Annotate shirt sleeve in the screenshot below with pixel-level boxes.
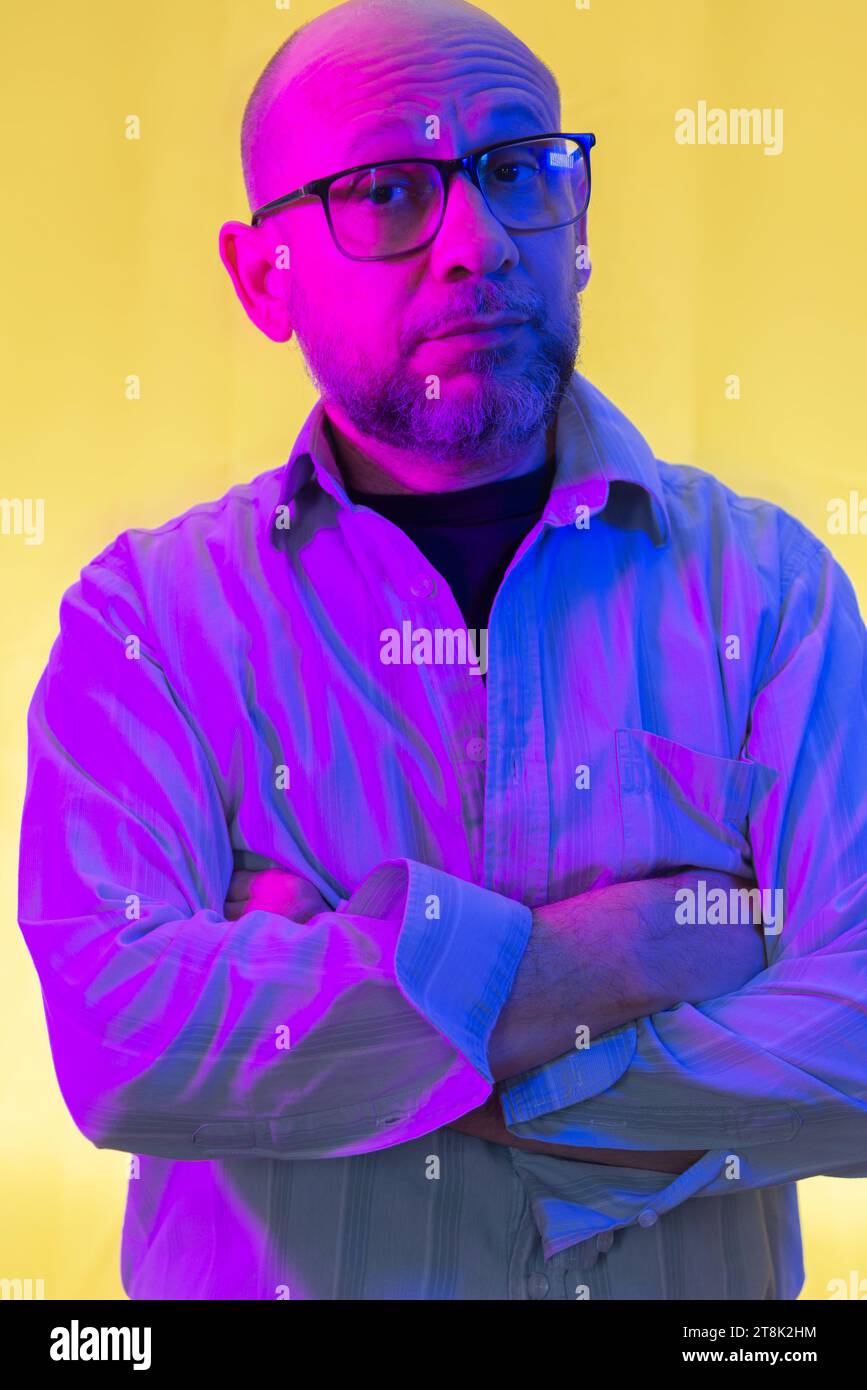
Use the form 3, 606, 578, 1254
499, 534, 867, 1202
17, 553, 532, 1162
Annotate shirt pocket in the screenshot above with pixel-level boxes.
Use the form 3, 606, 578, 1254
615, 728, 761, 880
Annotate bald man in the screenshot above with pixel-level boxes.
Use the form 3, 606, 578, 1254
19, 0, 867, 1302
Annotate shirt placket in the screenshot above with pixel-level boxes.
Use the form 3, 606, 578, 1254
349, 506, 492, 883
482, 522, 551, 907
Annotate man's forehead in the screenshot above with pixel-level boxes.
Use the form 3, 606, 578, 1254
285, 85, 555, 148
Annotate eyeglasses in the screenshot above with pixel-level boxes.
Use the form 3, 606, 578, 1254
250, 132, 595, 261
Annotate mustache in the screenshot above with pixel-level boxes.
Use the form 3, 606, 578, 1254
407, 288, 546, 349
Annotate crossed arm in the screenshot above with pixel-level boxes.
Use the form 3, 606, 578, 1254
225, 865, 764, 1172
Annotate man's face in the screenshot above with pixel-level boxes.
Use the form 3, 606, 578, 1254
227, 10, 587, 466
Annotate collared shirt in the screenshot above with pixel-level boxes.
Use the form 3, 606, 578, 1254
17, 372, 867, 1300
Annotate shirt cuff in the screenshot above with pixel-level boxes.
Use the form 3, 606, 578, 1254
345, 859, 533, 1083
507, 1147, 729, 1260
499, 1024, 637, 1126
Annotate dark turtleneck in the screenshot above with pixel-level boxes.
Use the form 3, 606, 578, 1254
346, 456, 557, 637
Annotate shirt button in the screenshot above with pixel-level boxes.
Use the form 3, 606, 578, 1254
595, 1231, 614, 1253
527, 1271, 549, 1299
409, 574, 436, 598
638, 1208, 658, 1228
465, 737, 487, 762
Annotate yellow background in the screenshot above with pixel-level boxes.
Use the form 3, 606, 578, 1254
2, 0, 865, 1299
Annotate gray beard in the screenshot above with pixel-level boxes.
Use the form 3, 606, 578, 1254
295, 302, 581, 465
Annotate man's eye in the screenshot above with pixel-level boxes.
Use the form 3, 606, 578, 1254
347, 174, 410, 205
490, 157, 539, 185
367, 181, 409, 205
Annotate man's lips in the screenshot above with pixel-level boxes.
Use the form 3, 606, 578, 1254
416, 315, 530, 355
425, 313, 529, 340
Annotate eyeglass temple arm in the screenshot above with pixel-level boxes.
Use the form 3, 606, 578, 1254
252, 183, 324, 225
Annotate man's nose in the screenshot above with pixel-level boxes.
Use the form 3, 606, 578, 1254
428, 170, 517, 276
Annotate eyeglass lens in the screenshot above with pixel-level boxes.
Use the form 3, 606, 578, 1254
326, 136, 588, 257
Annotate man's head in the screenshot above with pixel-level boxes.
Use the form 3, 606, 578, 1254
220, 0, 591, 477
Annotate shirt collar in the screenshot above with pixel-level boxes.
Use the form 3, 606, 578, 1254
271, 371, 670, 548
544, 372, 670, 546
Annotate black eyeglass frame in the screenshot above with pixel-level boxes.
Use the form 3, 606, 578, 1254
249, 131, 596, 261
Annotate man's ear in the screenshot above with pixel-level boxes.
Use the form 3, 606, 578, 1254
218, 220, 293, 344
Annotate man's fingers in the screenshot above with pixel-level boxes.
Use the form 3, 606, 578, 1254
225, 867, 304, 901
223, 867, 331, 922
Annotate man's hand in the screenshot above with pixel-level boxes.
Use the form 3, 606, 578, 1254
224, 867, 330, 922
449, 1091, 706, 1174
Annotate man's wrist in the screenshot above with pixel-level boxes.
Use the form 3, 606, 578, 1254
489, 893, 651, 1082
